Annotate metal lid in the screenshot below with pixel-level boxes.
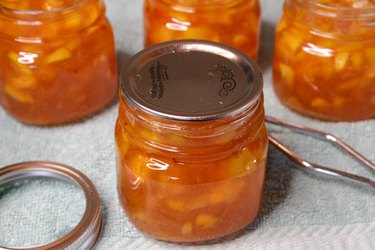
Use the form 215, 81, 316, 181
121, 40, 263, 121
0, 161, 103, 250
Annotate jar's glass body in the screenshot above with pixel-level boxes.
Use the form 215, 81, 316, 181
0, 0, 117, 125
144, 0, 261, 60
273, 0, 375, 121
115, 95, 268, 242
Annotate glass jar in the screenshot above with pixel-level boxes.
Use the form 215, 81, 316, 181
144, 0, 261, 60
0, 0, 117, 125
115, 40, 268, 242
273, 0, 375, 121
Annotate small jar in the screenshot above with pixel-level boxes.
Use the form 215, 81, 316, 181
115, 40, 268, 242
0, 0, 117, 125
273, 0, 375, 121
144, 0, 261, 60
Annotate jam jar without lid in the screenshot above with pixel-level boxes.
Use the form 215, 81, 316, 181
0, 0, 117, 125
144, 0, 261, 60
115, 40, 268, 242
273, 0, 375, 121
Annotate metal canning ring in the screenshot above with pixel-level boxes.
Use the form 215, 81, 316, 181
0, 161, 103, 250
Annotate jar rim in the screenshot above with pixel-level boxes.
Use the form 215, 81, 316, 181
293, 0, 375, 17
148, 0, 257, 14
118, 98, 266, 159
311, 0, 375, 11
154, 0, 251, 7
0, 0, 95, 17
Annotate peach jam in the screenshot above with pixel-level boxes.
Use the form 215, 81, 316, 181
144, 0, 261, 60
115, 40, 268, 242
0, 0, 117, 125
273, 0, 375, 121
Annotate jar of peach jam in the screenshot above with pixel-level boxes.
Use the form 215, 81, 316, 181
115, 40, 268, 242
273, 0, 375, 121
0, 0, 117, 125
144, 0, 261, 60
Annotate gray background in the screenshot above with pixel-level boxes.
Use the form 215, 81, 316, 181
0, 0, 374, 249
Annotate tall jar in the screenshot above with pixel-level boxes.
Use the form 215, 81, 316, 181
144, 0, 261, 60
115, 40, 268, 242
273, 0, 375, 121
0, 0, 117, 125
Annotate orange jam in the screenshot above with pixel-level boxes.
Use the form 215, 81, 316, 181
0, 0, 117, 125
144, 0, 261, 60
273, 0, 375, 121
116, 41, 268, 242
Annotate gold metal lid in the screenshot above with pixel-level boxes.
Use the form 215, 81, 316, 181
120, 40, 263, 121
0, 161, 103, 250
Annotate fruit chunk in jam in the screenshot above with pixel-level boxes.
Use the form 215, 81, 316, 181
144, 0, 261, 59
0, 0, 117, 124
273, 0, 375, 121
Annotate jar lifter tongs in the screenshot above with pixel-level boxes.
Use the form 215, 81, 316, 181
265, 116, 375, 190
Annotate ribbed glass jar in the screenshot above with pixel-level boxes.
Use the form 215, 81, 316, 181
273, 0, 375, 121
0, 0, 117, 125
115, 40, 268, 242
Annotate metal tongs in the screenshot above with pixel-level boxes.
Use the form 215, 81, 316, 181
266, 116, 375, 190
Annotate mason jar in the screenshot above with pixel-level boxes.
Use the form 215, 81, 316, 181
115, 40, 268, 242
0, 0, 117, 125
273, 0, 375, 121
144, 0, 261, 60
